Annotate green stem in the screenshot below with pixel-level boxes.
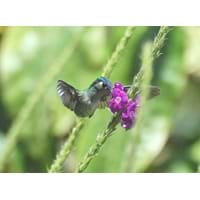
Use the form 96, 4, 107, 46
75, 113, 121, 173
0, 28, 86, 172
128, 26, 170, 98
75, 26, 171, 173
48, 26, 135, 172
123, 26, 171, 172
124, 43, 153, 172
102, 27, 135, 78
48, 119, 85, 172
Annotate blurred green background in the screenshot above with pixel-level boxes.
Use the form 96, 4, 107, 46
0, 27, 200, 172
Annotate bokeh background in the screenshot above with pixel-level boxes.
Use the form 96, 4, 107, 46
0, 26, 200, 172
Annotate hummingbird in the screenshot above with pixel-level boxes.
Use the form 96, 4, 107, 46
57, 77, 160, 118
57, 77, 113, 117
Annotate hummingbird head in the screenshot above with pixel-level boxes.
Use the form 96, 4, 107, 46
89, 77, 112, 100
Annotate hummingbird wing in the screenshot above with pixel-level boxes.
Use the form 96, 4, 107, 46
57, 80, 79, 111
124, 85, 160, 99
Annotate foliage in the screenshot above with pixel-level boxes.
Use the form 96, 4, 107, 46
0, 27, 199, 172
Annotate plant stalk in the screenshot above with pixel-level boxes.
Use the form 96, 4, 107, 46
75, 27, 171, 173
48, 27, 135, 172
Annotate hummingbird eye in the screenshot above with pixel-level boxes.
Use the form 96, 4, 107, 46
95, 81, 107, 90
102, 82, 107, 88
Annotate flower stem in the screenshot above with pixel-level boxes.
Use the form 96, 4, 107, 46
123, 26, 171, 172
0, 28, 86, 172
48, 27, 135, 172
128, 26, 171, 98
75, 113, 121, 173
102, 27, 136, 78
75, 27, 171, 173
48, 118, 85, 172
124, 42, 153, 172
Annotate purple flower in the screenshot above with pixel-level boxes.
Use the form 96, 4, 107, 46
113, 82, 124, 91
108, 83, 128, 113
108, 81, 140, 130
121, 97, 140, 130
